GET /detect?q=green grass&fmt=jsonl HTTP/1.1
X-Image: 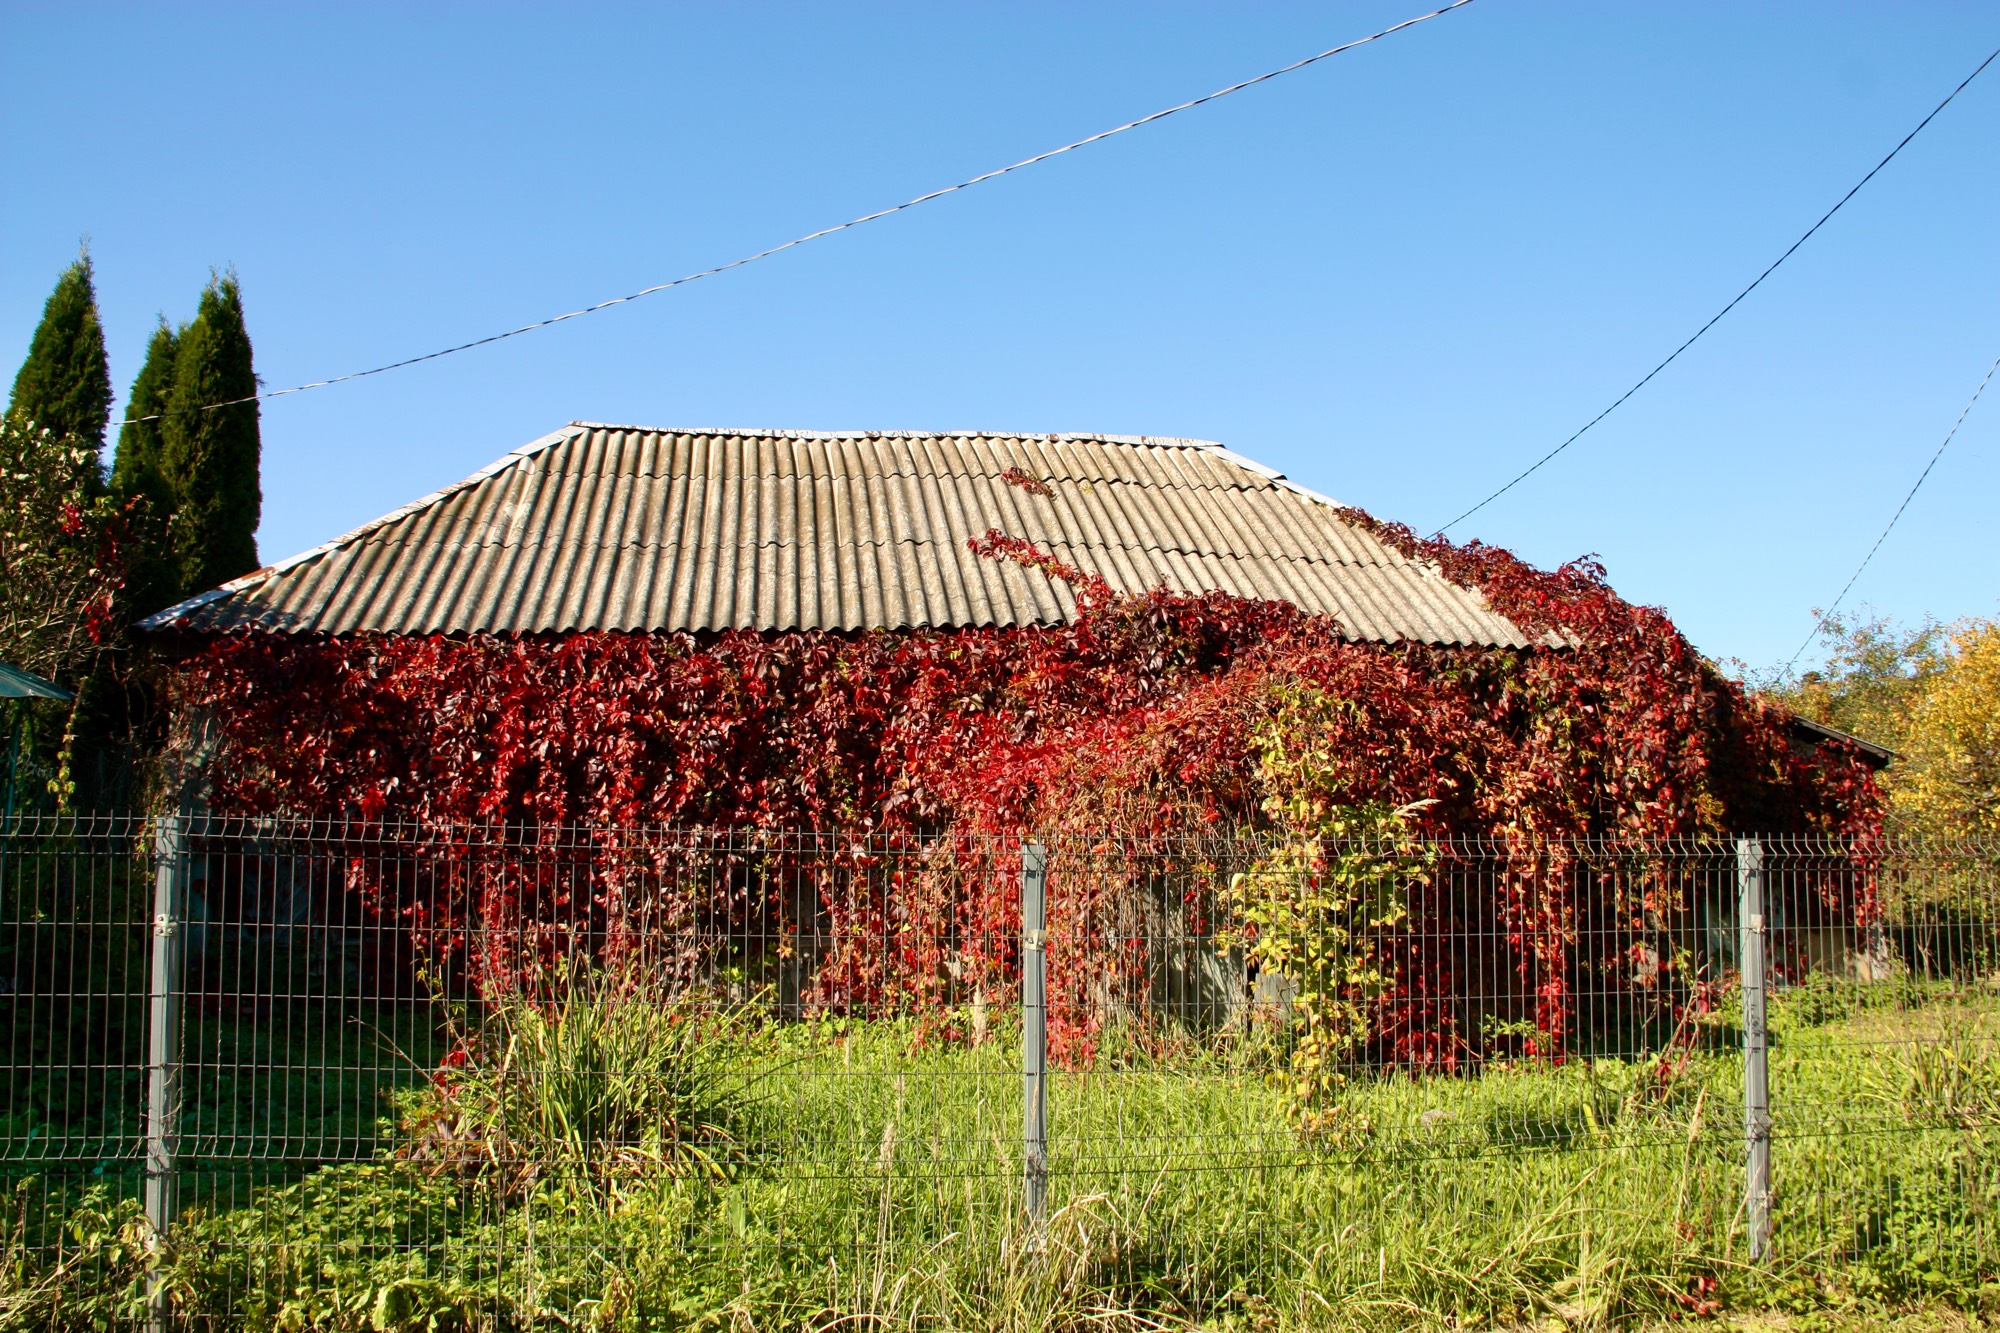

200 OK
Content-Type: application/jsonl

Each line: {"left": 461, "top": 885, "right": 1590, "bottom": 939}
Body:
{"left": 6, "top": 981, "right": 1996, "bottom": 1332}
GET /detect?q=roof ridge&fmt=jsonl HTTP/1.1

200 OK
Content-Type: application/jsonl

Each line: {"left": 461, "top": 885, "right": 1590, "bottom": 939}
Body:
{"left": 566, "top": 422, "right": 1226, "bottom": 449}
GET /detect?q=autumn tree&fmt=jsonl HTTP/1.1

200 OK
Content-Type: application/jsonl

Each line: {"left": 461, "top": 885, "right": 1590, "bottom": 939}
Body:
{"left": 1764, "top": 610, "right": 2000, "bottom": 839}
{"left": 1766, "top": 610, "right": 1947, "bottom": 755}
{"left": 1892, "top": 619, "right": 2000, "bottom": 837}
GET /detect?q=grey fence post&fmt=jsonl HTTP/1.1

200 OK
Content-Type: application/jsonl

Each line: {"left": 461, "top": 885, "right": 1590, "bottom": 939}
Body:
{"left": 1738, "top": 836, "right": 1771, "bottom": 1262}
{"left": 1021, "top": 842, "right": 1048, "bottom": 1231}
{"left": 146, "top": 814, "right": 187, "bottom": 1332}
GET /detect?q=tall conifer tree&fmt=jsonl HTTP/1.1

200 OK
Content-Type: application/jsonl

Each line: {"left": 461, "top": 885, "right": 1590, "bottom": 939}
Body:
{"left": 161, "top": 275, "right": 261, "bottom": 595}
{"left": 7, "top": 255, "right": 112, "bottom": 487}
{"left": 9, "top": 257, "right": 123, "bottom": 805}
{"left": 111, "top": 320, "right": 184, "bottom": 614}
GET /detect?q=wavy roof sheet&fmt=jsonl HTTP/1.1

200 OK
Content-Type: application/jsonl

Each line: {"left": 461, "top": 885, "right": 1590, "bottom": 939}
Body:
{"left": 143, "top": 423, "right": 1535, "bottom": 647}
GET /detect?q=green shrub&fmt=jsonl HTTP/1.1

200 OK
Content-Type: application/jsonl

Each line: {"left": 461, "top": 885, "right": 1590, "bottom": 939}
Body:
{"left": 398, "top": 966, "right": 769, "bottom": 1202}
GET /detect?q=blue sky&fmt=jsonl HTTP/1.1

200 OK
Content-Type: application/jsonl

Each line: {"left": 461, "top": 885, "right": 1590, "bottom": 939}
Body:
{"left": 3, "top": 2, "right": 1996, "bottom": 672}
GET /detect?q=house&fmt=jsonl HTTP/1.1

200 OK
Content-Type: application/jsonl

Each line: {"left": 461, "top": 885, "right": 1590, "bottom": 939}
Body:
{"left": 139, "top": 420, "right": 1883, "bottom": 802}
{"left": 139, "top": 422, "right": 1887, "bottom": 1052}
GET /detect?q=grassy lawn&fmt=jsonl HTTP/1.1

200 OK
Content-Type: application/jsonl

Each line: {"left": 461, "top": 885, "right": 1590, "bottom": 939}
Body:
{"left": 5, "top": 979, "right": 1994, "bottom": 1331}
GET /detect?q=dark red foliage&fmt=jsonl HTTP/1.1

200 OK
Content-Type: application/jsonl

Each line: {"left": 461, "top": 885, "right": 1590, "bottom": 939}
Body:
{"left": 163, "top": 515, "right": 1880, "bottom": 1059}
{"left": 999, "top": 466, "right": 1054, "bottom": 498}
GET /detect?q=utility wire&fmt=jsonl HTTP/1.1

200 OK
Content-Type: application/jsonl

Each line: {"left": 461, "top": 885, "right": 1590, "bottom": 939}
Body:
{"left": 1784, "top": 348, "right": 2000, "bottom": 673}
{"left": 118, "top": 0, "right": 1477, "bottom": 428}
{"left": 1433, "top": 45, "right": 2000, "bottom": 539}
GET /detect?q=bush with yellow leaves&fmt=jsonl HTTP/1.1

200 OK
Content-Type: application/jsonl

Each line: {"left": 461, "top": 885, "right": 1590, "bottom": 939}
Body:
{"left": 1893, "top": 618, "right": 2000, "bottom": 838}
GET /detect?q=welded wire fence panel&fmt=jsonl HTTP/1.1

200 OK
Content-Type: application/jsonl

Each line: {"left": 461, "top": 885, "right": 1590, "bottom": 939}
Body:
{"left": 1037, "top": 834, "right": 1754, "bottom": 1312}
{"left": 0, "top": 817, "right": 153, "bottom": 1320}
{"left": 0, "top": 818, "right": 1993, "bottom": 1329}
{"left": 1764, "top": 839, "right": 2000, "bottom": 1277}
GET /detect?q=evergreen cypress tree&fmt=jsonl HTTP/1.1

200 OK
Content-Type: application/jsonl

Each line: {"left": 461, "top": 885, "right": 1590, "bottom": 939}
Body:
{"left": 161, "top": 275, "right": 261, "bottom": 595}
{"left": 10, "top": 257, "right": 120, "bottom": 802}
{"left": 110, "top": 320, "right": 180, "bottom": 507}
{"left": 110, "top": 320, "right": 185, "bottom": 613}
{"left": 7, "top": 255, "right": 113, "bottom": 485}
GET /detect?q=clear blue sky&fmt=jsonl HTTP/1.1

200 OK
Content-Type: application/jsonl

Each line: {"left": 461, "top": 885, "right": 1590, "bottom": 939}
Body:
{"left": 4, "top": 2, "right": 1996, "bottom": 673}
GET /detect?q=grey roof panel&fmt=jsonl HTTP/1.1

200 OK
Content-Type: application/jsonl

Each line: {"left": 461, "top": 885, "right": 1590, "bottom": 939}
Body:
{"left": 143, "top": 423, "right": 1538, "bottom": 647}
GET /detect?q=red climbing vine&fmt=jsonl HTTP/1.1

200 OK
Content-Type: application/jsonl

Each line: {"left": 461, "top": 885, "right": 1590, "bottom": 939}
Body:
{"left": 162, "top": 512, "right": 1881, "bottom": 1065}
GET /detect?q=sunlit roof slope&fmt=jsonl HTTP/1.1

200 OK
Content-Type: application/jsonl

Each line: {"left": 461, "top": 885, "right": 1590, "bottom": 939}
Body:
{"left": 143, "top": 423, "right": 1535, "bottom": 646}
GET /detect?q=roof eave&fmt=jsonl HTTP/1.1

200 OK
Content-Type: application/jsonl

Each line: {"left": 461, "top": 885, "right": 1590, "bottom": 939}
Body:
{"left": 1786, "top": 714, "right": 1895, "bottom": 768}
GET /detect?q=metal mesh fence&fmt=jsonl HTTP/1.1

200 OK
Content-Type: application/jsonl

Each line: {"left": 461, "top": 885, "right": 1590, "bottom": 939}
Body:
{"left": 1, "top": 817, "right": 1994, "bottom": 1328}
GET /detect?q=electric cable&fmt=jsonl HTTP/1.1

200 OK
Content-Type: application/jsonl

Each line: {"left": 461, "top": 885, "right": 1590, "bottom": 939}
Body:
{"left": 117, "top": 0, "right": 1477, "bottom": 427}
{"left": 1783, "top": 348, "right": 2000, "bottom": 673}
{"left": 1432, "top": 45, "right": 1999, "bottom": 539}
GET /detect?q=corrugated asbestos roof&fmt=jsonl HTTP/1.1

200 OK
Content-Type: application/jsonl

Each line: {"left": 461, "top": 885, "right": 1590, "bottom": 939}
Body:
{"left": 141, "top": 423, "right": 1537, "bottom": 647}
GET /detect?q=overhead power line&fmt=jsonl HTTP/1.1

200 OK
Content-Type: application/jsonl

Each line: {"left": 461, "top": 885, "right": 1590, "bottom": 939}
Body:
{"left": 1784, "top": 348, "right": 2000, "bottom": 673}
{"left": 1433, "top": 45, "right": 2000, "bottom": 539}
{"left": 119, "top": 0, "right": 1477, "bottom": 428}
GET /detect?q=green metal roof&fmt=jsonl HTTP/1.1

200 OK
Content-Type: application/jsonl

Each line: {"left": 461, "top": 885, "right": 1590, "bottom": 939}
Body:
{"left": 0, "top": 662, "right": 72, "bottom": 700}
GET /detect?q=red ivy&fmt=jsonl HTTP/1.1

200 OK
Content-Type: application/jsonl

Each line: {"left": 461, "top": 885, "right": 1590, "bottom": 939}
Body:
{"left": 164, "top": 515, "right": 1880, "bottom": 1062}
{"left": 999, "top": 466, "right": 1054, "bottom": 498}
